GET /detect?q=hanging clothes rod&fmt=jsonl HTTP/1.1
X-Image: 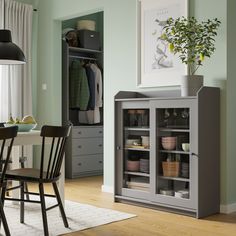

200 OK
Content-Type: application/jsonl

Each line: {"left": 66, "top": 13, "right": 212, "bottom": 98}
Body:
{"left": 69, "top": 55, "right": 97, "bottom": 61}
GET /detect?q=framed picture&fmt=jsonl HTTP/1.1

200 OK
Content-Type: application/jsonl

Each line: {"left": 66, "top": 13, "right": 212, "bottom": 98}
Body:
{"left": 137, "top": 0, "right": 189, "bottom": 88}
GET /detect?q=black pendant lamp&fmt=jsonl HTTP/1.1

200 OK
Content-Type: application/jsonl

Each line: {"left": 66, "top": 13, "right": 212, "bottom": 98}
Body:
{"left": 0, "top": 0, "right": 26, "bottom": 65}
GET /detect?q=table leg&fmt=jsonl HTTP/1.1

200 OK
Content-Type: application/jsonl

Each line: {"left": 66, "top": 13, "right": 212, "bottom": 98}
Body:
{"left": 12, "top": 146, "right": 21, "bottom": 204}
{"left": 57, "top": 157, "right": 65, "bottom": 206}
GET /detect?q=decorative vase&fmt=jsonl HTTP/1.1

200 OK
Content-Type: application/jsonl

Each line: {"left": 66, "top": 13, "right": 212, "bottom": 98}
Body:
{"left": 180, "top": 75, "right": 203, "bottom": 96}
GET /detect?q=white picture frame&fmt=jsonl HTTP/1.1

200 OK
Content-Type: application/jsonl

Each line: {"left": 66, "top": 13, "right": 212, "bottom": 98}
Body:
{"left": 137, "top": 0, "right": 189, "bottom": 88}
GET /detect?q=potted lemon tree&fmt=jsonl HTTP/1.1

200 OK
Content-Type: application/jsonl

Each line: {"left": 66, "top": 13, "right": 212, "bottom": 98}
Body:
{"left": 161, "top": 17, "right": 221, "bottom": 96}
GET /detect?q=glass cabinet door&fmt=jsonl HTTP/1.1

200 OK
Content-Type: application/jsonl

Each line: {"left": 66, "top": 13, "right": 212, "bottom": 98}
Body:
{"left": 150, "top": 100, "right": 197, "bottom": 209}
{"left": 121, "top": 107, "right": 151, "bottom": 199}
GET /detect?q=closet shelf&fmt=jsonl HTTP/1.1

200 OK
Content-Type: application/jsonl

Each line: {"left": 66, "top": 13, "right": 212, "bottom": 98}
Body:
{"left": 69, "top": 47, "right": 102, "bottom": 54}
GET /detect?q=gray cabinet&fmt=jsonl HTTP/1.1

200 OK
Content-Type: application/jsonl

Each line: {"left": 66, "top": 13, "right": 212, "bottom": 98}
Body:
{"left": 66, "top": 126, "right": 103, "bottom": 178}
{"left": 62, "top": 38, "right": 104, "bottom": 178}
{"left": 114, "top": 87, "right": 220, "bottom": 218}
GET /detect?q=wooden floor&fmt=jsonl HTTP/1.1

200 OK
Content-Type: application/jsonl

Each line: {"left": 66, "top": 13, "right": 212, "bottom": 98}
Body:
{"left": 41, "top": 176, "right": 236, "bottom": 236}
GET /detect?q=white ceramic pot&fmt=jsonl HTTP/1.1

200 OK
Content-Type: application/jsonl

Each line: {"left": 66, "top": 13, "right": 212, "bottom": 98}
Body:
{"left": 181, "top": 75, "right": 203, "bottom": 96}
{"left": 141, "top": 136, "right": 150, "bottom": 148}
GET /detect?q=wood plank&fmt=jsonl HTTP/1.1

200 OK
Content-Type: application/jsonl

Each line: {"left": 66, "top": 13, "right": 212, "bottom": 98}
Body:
{"left": 28, "top": 176, "right": 236, "bottom": 236}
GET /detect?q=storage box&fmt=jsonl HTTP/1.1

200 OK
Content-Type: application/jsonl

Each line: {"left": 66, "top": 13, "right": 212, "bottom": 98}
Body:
{"left": 77, "top": 30, "right": 100, "bottom": 50}
{"left": 77, "top": 20, "right": 96, "bottom": 31}
{"left": 162, "top": 161, "right": 180, "bottom": 177}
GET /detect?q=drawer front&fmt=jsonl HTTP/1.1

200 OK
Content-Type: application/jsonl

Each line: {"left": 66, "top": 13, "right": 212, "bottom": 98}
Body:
{"left": 72, "top": 155, "right": 103, "bottom": 173}
{"left": 72, "top": 126, "right": 103, "bottom": 138}
{"left": 72, "top": 138, "right": 103, "bottom": 155}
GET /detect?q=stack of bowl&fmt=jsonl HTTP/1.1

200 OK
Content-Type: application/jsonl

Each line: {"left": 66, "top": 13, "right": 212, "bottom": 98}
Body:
{"left": 161, "top": 137, "right": 177, "bottom": 150}
{"left": 174, "top": 189, "right": 189, "bottom": 199}
{"left": 181, "top": 162, "right": 189, "bottom": 178}
{"left": 140, "top": 158, "right": 149, "bottom": 173}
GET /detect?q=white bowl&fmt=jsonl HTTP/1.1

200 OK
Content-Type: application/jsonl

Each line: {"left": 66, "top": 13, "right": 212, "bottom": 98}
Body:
{"left": 126, "top": 139, "right": 140, "bottom": 146}
{"left": 182, "top": 143, "right": 190, "bottom": 152}
{"left": 160, "top": 189, "right": 174, "bottom": 196}
{"left": 141, "top": 136, "right": 150, "bottom": 147}
{"left": 4, "top": 123, "right": 37, "bottom": 132}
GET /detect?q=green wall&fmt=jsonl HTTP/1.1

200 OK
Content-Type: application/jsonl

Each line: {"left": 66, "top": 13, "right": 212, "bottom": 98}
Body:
{"left": 36, "top": 0, "right": 233, "bottom": 204}
{"left": 190, "top": 0, "right": 227, "bottom": 204}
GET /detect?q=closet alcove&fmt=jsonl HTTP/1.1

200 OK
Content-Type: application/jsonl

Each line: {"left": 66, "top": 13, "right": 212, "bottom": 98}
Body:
{"left": 62, "top": 11, "right": 104, "bottom": 178}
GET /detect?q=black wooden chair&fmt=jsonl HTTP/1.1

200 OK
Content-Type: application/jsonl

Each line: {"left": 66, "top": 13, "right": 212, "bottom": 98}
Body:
{"left": 0, "top": 123, "right": 30, "bottom": 200}
{"left": 0, "top": 126, "right": 18, "bottom": 236}
{"left": 3, "top": 125, "right": 71, "bottom": 236}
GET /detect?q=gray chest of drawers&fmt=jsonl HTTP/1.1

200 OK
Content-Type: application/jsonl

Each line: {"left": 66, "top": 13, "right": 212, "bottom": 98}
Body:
{"left": 65, "top": 126, "right": 103, "bottom": 178}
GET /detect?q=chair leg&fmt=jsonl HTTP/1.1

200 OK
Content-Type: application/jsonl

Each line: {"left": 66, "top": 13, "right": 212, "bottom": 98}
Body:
{"left": 1, "top": 181, "right": 7, "bottom": 204}
{"left": 39, "top": 183, "right": 49, "bottom": 236}
{"left": 0, "top": 181, "right": 7, "bottom": 229}
{"left": 52, "top": 182, "right": 69, "bottom": 228}
{"left": 20, "top": 181, "right": 25, "bottom": 223}
{"left": 0, "top": 201, "right": 10, "bottom": 236}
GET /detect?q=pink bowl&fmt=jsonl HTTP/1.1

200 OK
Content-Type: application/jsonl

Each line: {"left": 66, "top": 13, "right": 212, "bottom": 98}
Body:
{"left": 162, "top": 137, "right": 177, "bottom": 141}
{"left": 162, "top": 142, "right": 176, "bottom": 150}
{"left": 162, "top": 140, "right": 176, "bottom": 143}
{"left": 127, "top": 160, "right": 140, "bottom": 171}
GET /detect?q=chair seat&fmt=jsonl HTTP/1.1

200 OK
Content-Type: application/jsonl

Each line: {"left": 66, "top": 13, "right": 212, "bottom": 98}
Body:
{"left": 5, "top": 168, "right": 60, "bottom": 183}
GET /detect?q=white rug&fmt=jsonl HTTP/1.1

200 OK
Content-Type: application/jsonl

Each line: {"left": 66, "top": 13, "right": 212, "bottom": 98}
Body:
{"left": 0, "top": 197, "right": 136, "bottom": 236}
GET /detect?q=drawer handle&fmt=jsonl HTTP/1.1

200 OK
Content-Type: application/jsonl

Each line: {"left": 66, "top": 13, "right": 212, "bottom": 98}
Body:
{"left": 78, "top": 145, "right": 82, "bottom": 148}
{"left": 78, "top": 131, "right": 82, "bottom": 135}
{"left": 99, "top": 131, "right": 103, "bottom": 134}
{"left": 78, "top": 163, "right": 82, "bottom": 166}
{"left": 99, "top": 161, "right": 103, "bottom": 164}
{"left": 98, "top": 144, "right": 103, "bottom": 147}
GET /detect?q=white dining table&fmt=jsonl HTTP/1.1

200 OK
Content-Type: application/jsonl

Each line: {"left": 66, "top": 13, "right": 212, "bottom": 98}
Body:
{"left": 10, "top": 130, "right": 65, "bottom": 204}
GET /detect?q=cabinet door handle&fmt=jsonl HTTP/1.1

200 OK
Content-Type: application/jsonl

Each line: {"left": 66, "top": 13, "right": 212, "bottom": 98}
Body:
{"left": 99, "top": 160, "right": 103, "bottom": 164}
{"left": 99, "top": 131, "right": 103, "bottom": 134}
{"left": 98, "top": 144, "right": 103, "bottom": 147}
{"left": 191, "top": 153, "right": 199, "bottom": 157}
{"left": 78, "top": 131, "right": 82, "bottom": 135}
{"left": 78, "top": 145, "right": 82, "bottom": 149}
{"left": 116, "top": 146, "right": 121, "bottom": 150}
{"left": 78, "top": 163, "right": 82, "bottom": 166}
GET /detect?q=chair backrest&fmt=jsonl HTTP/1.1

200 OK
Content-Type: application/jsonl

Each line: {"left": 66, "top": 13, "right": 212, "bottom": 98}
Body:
{"left": 40, "top": 125, "right": 71, "bottom": 180}
{"left": 0, "top": 126, "right": 18, "bottom": 183}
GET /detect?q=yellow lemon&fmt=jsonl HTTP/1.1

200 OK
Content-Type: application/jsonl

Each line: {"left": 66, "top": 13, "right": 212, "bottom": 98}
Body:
{"left": 200, "top": 53, "right": 204, "bottom": 61}
{"left": 160, "top": 33, "right": 167, "bottom": 40}
{"left": 169, "top": 43, "right": 174, "bottom": 53}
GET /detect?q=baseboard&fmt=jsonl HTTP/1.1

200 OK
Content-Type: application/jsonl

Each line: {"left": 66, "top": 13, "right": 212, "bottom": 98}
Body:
{"left": 220, "top": 203, "right": 236, "bottom": 214}
{"left": 101, "top": 185, "right": 114, "bottom": 194}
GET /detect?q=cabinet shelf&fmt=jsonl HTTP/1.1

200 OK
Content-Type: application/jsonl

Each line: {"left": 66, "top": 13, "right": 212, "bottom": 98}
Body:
{"left": 124, "top": 171, "right": 150, "bottom": 177}
{"left": 159, "top": 150, "right": 190, "bottom": 155}
{"left": 69, "top": 46, "right": 102, "bottom": 54}
{"left": 125, "top": 147, "right": 150, "bottom": 152}
{"left": 124, "top": 127, "right": 150, "bottom": 131}
{"left": 159, "top": 128, "right": 190, "bottom": 133}
{"left": 159, "top": 176, "right": 190, "bottom": 182}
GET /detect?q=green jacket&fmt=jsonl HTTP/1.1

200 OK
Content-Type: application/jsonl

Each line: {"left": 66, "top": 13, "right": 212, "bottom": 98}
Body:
{"left": 69, "top": 61, "right": 90, "bottom": 110}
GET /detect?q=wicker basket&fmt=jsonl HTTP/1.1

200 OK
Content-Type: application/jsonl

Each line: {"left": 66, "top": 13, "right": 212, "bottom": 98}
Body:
{"left": 162, "top": 162, "right": 180, "bottom": 177}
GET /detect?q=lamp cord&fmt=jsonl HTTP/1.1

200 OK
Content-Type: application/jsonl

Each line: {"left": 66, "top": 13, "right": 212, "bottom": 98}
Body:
{"left": 3, "top": 0, "right": 5, "bottom": 29}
